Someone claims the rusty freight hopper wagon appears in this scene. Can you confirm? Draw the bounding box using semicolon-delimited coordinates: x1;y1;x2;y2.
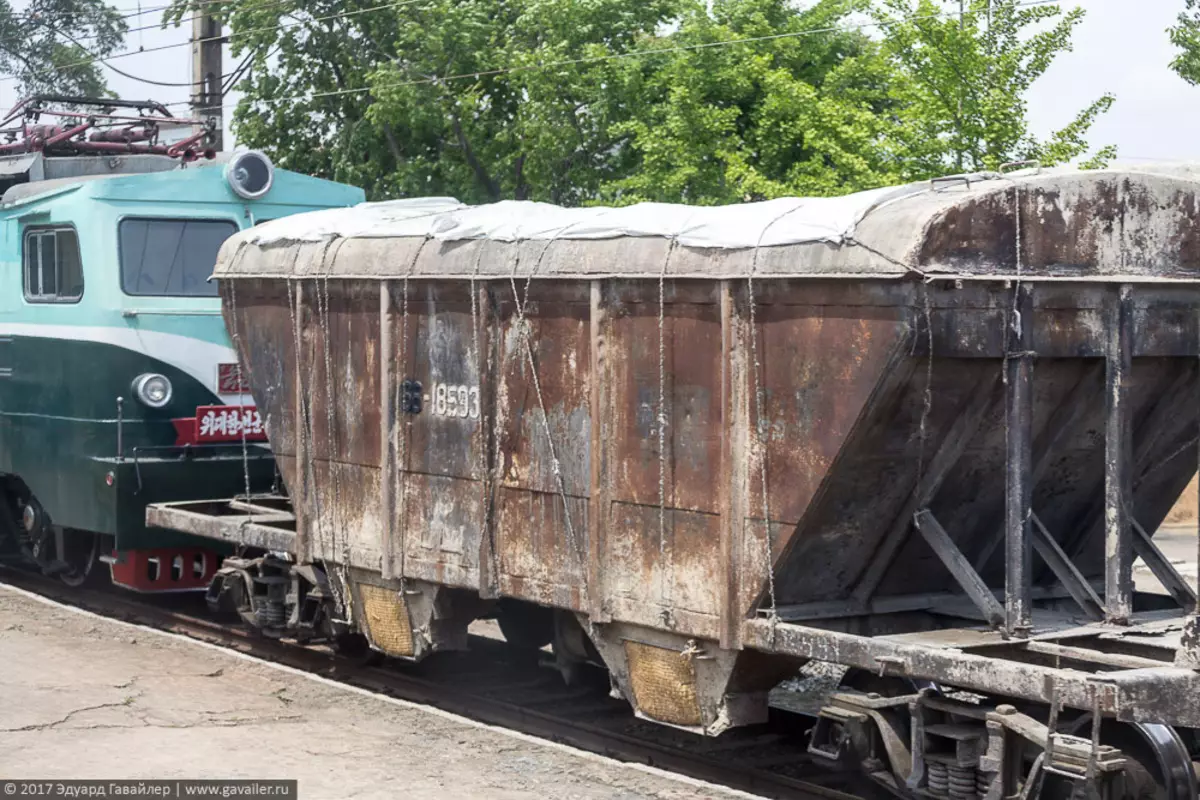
153;167;1200;800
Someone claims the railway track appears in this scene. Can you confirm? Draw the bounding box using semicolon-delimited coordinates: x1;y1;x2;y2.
0;568;880;800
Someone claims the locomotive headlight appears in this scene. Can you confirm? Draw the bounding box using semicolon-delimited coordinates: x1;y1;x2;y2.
225;150;274;200
132;373;173;409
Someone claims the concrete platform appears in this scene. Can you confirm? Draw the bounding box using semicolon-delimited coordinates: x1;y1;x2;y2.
0;585;752;800
4;523;1198;799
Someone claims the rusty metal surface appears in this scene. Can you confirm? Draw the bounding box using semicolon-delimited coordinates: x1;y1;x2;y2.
223;266;1200;625
601;282;724;633
917;176;1200;276
145;499;296;553
212;169;1200;735
741;617;1200;728
490;283;592;610
222;272;1200;631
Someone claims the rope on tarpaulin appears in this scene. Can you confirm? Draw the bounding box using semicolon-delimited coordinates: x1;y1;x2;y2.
285;275;348;621
744;203;815;644
468;243;503;596
393;235;432;595
506;230;586;572
317;249;356;624
224;279;253;534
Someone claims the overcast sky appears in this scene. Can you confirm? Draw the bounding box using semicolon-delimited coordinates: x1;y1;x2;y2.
1026;0;1200;163
8;0;1200;164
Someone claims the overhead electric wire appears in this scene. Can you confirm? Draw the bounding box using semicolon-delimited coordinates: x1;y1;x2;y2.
1;0;1063;107
6;0;233;91
99;58;199;86
26;14;204;89
0;0;429;86
17;0;294;56
220;50;256;93
96;40;267;88
13;0;222;26
75;0;235;23
47;2;281;89
166;0;1064;116
105;49;264;92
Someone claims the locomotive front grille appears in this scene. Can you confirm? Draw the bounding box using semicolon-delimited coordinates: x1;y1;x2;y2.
356;583;414;658
623;640;701;728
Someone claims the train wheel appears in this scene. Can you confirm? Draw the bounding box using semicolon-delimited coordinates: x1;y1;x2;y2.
1063;717;1197;800
56;529;103;589
496;599;555;653
334;632;384;667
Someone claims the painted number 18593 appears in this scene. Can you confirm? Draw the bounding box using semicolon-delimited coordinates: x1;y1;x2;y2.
431;382;480;419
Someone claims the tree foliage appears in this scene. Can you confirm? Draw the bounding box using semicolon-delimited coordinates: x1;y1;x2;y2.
169;0;1113;204
1170;0;1200;86
1;0;127;98
873;0;1114;175
168;0;678;203
595;1;905;203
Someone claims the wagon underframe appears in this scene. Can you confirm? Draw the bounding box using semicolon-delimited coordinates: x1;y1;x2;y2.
149;492;1200;734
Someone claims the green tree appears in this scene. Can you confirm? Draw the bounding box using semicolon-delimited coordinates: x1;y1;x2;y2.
1;0;127;98
598;0;1115;202
168;0;898;204
1170;0;1200;85
169;0;1112;204
871;0;1115;177
595;0;904;204
169;0;679;203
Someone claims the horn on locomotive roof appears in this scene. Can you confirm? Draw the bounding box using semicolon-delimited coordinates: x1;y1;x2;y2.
0;94;218;162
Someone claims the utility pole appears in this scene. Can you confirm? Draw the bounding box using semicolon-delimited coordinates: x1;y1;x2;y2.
957;0;965;172
191;8;223;152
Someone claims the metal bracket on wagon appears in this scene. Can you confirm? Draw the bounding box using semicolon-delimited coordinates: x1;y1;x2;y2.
348;571;488;662
809;690;917;793
812;689;1196;800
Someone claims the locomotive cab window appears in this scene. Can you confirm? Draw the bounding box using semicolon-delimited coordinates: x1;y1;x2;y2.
24;227;83;303
119;218;238;297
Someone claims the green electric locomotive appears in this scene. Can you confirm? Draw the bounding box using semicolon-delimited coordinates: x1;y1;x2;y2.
0;95;363;590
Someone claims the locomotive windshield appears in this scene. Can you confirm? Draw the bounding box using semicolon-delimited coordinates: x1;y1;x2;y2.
118;217;238;297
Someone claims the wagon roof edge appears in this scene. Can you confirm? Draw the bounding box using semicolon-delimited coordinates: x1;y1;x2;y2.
213;165;1200;282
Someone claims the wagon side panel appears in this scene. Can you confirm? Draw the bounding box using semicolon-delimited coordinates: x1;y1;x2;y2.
304;280;382;568
491;283;592;610
603;284;724;635
224;277;298;467
389;282;489;589
741;293;908;614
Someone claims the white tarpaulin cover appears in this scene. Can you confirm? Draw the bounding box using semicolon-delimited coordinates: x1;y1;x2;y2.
218;165;1200;281
244;179;957;250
